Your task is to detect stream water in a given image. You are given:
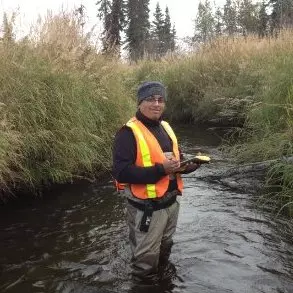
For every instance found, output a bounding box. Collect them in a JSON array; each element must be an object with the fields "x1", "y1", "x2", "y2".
[{"x1": 1, "y1": 126, "x2": 293, "y2": 293}]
